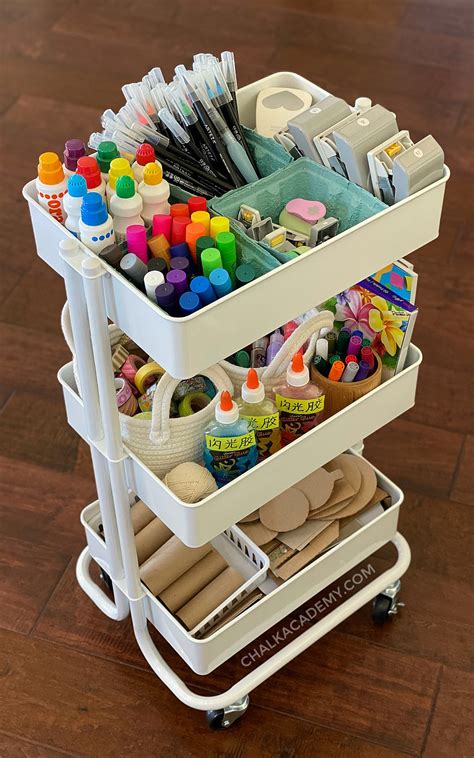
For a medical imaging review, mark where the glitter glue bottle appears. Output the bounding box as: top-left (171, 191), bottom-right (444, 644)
top-left (36, 152), bottom-right (68, 224)
top-left (110, 175), bottom-right (144, 244)
top-left (203, 390), bottom-right (258, 488)
top-left (137, 162), bottom-right (170, 224)
top-left (238, 369), bottom-right (281, 462)
top-left (79, 192), bottom-right (115, 253)
top-left (273, 353), bottom-right (325, 447)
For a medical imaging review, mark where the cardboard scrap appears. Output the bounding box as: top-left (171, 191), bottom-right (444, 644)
top-left (275, 522), bottom-right (340, 580)
top-left (278, 518), bottom-right (334, 551)
top-left (294, 468), bottom-right (343, 511)
top-left (240, 520), bottom-right (278, 546)
top-left (326, 456), bottom-right (377, 518)
top-left (260, 488), bottom-right (310, 532)
top-left (239, 508), bottom-right (261, 523)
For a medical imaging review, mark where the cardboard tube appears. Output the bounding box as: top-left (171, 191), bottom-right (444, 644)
top-left (159, 550), bottom-right (227, 612)
top-left (130, 500), bottom-right (155, 535)
top-left (140, 537), bottom-right (211, 595)
top-left (176, 567), bottom-right (244, 630)
top-left (135, 518), bottom-right (173, 565)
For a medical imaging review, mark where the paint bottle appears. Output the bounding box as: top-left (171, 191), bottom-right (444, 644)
top-left (96, 140), bottom-right (120, 181)
top-left (132, 143), bottom-right (160, 183)
top-left (106, 157), bottom-right (136, 207)
top-left (137, 162), bottom-right (170, 224)
top-left (238, 369), bottom-right (280, 462)
top-left (36, 152), bottom-right (68, 225)
top-left (273, 353), bottom-right (325, 447)
top-left (109, 175), bottom-right (144, 244)
top-left (63, 139), bottom-right (86, 177)
top-left (203, 390), bottom-right (258, 488)
top-left (79, 192), bottom-right (115, 253)
top-left (76, 156), bottom-right (106, 199)
top-left (64, 174), bottom-right (87, 238)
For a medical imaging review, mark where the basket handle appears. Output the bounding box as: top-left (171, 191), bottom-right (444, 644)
top-left (260, 310), bottom-right (334, 381)
top-left (149, 365), bottom-right (234, 444)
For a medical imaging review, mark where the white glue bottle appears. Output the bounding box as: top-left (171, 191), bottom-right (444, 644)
top-left (79, 192), bottom-right (115, 253)
top-left (132, 143), bottom-right (160, 182)
top-left (138, 162), bottom-right (170, 224)
top-left (109, 175), bottom-right (145, 244)
top-left (106, 157), bottom-right (136, 208)
top-left (64, 174), bottom-right (87, 239)
top-left (36, 152), bottom-right (68, 225)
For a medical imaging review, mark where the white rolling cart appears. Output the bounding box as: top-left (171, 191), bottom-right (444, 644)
top-left (23, 72), bottom-right (448, 729)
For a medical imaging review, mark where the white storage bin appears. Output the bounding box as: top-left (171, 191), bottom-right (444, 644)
top-left (58, 343), bottom-right (421, 547)
top-left (142, 451), bottom-right (403, 675)
top-left (23, 74), bottom-right (448, 379)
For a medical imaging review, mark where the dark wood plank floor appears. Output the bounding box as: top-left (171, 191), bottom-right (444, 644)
top-left (1, 1), bottom-right (473, 755)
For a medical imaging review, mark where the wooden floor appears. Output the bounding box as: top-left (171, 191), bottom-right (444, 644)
top-left (1, 0), bottom-right (473, 755)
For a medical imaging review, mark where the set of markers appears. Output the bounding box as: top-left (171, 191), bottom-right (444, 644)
top-left (313, 328), bottom-right (377, 383)
top-left (89, 51), bottom-right (259, 199)
top-left (226, 319), bottom-right (307, 369)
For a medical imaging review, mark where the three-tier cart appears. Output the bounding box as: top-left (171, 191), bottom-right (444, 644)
top-left (23, 72), bottom-right (448, 728)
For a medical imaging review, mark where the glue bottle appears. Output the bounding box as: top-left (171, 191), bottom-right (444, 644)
top-left (64, 174), bottom-right (87, 238)
top-left (79, 192), bottom-right (115, 253)
top-left (273, 353), bottom-right (325, 447)
top-left (76, 156), bottom-right (106, 200)
top-left (36, 152), bottom-right (68, 225)
top-left (238, 369), bottom-right (280, 462)
top-left (106, 157), bottom-right (136, 207)
top-left (137, 162), bottom-right (170, 224)
top-left (203, 390), bottom-right (258, 488)
top-left (132, 143), bottom-right (161, 183)
top-left (109, 175), bottom-right (144, 244)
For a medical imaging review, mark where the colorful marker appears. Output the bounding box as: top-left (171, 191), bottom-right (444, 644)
top-left (190, 210), bottom-right (211, 235)
top-left (201, 248), bottom-right (222, 278)
top-left (313, 354), bottom-right (330, 377)
top-left (216, 231), bottom-right (237, 284)
top-left (348, 334), bottom-right (362, 357)
top-left (209, 267), bottom-right (232, 298)
top-left (166, 269), bottom-right (188, 297)
top-left (190, 276), bottom-right (217, 305)
top-left (325, 331), bottom-right (337, 356)
top-left (171, 215), bottom-right (192, 245)
top-left (341, 361), bottom-right (358, 382)
top-left (328, 360), bottom-right (345, 381)
top-left (126, 225), bottom-right (148, 264)
top-left (355, 360), bottom-right (370, 381)
top-left (235, 263), bottom-right (255, 287)
top-left (144, 270), bottom-right (165, 301)
top-left (152, 213), bottom-right (172, 242)
top-left (185, 221), bottom-right (206, 264)
top-left (210, 215), bottom-right (229, 240)
top-left (188, 196), bottom-right (207, 215)
top-left (155, 282), bottom-right (178, 315)
top-left (179, 291), bottom-right (201, 315)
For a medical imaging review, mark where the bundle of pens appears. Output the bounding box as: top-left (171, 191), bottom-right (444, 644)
top-left (89, 52), bottom-right (260, 200)
top-left (310, 327), bottom-right (382, 417)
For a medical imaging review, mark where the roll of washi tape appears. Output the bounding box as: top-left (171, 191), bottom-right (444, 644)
top-left (138, 381), bottom-right (158, 412)
top-left (134, 361), bottom-right (164, 394)
top-left (178, 392), bottom-right (212, 416)
top-left (115, 377), bottom-right (132, 407)
top-left (119, 393), bottom-right (138, 416)
top-left (120, 355), bottom-right (146, 385)
top-left (112, 344), bottom-right (129, 372)
top-left (135, 411), bottom-right (153, 419)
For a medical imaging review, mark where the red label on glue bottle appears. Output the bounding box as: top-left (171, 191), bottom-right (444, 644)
top-left (36, 152), bottom-right (68, 225)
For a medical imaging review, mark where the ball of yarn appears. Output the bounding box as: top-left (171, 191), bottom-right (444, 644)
top-left (164, 462), bottom-right (217, 503)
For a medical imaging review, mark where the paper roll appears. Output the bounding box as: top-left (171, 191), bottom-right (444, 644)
top-left (140, 537), bottom-right (211, 596)
top-left (176, 566), bottom-right (244, 630)
top-left (130, 500), bottom-right (155, 535)
top-left (135, 518), bottom-right (174, 565)
top-left (159, 549), bottom-right (227, 612)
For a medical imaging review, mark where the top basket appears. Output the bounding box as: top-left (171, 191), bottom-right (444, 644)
top-left (23, 72), bottom-right (449, 379)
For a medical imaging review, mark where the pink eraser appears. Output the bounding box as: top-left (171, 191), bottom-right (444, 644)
top-left (286, 198), bottom-right (326, 223)
top-left (126, 225), bottom-right (148, 263)
top-left (152, 214), bottom-right (172, 242)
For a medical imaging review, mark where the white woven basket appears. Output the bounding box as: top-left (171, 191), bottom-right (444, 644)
top-left (61, 303), bottom-right (234, 479)
top-left (219, 310), bottom-right (335, 395)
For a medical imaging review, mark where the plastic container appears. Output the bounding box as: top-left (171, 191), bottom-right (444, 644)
top-left (58, 342), bottom-right (421, 546)
top-left (36, 152), bottom-right (68, 225)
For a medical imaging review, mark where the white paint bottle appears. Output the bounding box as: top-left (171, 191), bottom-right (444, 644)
top-left (138, 162), bottom-right (170, 224)
top-left (109, 175), bottom-right (144, 244)
top-left (36, 152), bottom-right (68, 225)
top-left (64, 174), bottom-right (87, 239)
top-left (79, 192), bottom-right (115, 253)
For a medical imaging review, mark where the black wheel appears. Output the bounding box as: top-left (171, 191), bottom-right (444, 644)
top-left (372, 594), bottom-right (392, 624)
top-left (206, 709), bottom-right (228, 730)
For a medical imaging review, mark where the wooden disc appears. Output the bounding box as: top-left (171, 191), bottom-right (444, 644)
top-left (239, 508), bottom-right (261, 524)
top-left (240, 520), bottom-right (278, 546)
top-left (260, 488), bottom-right (310, 532)
top-left (294, 467), bottom-right (342, 511)
top-left (328, 456), bottom-right (378, 518)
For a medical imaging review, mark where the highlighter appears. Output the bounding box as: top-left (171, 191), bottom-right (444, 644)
top-left (185, 221), bottom-right (206, 263)
top-left (210, 216), bottom-right (230, 240)
top-left (190, 276), bottom-right (217, 305)
top-left (201, 248), bottom-right (222, 278)
top-left (209, 268), bottom-right (232, 298)
top-left (99, 245), bottom-right (125, 269)
top-left (216, 231), bottom-right (237, 284)
top-left (190, 210), bottom-right (210, 236)
top-left (328, 360), bottom-right (345, 381)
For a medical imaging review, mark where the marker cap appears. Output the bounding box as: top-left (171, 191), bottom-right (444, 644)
top-left (190, 276), bottom-right (216, 305)
top-left (63, 139), bottom-right (86, 171)
top-left (147, 257), bottom-right (168, 275)
top-left (126, 225), bottom-right (148, 263)
top-left (216, 231), bottom-right (236, 281)
top-left (234, 350), bottom-right (250, 368)
top-left (216, 390), bottom-right (239, 424)
top-left (96, 141), bottom-right (120, 173)
top-left (99, 245), bottom-right (124, 269)
top-left (108, 157), bottom-right (133, 190)
top-left (155, 282), bottom-right (177, 312)
top-left (190, 210), bottom-right (210, 235)
top-left (348, 334), bottom-right (362, 357)
top-left (287, 352), bottom-right (309, 387)
top-left (328, 360), bottom-right (345, 381)
top-left (136, 143), bottom-right (155, 166)
top-left (81, 192), bottom-right (108, 226)
top-left (169, 256), bottom-right (191, 277)
top-left (201, 248), bottom-right (222, 278)
top-left (355, 360), bottom-right (370, 381)
top-left (235, 263), bottom-right (256, 287)
top-left (188, 196), bottom-right (207, 214)
top-left (143, 162), bottom-right (163, 185)
top-left (148, 234), bottom-right (170, 263)
top-left (209, 267), bottom-right (232, 298)
top-left (116, 175), bottom-right (136, 199)
top-left (185, 222), bottom-right (206, 260)
top-left (152, 214), bottom-right (172, 241)
top-left (345, 354), bottom-right (358, 365)
top-left (166, 268), bottom-right (188, 296)
top-left (313, 355), bottom-right (330, 377)
top-left (171, 215), bottom-right (192, 245)
top-left (360, 346), bottom-right (374, 368)
top-left (196, 235), bottom-right (215, 270)
top-left (341, 361), bottom-right (359, 383)
top-left (179, 291), bottom-right (201, 315)
top-left (242, 368), bottom-right (264, 403)
top-left (37, 152), bottom-right (65, 185)
top-left (210, 216), bottom-right (230, 240)
top-left (170, 203), bottom-right (189, 218)
top-left (67, 174), bottom-right (87, 198)
top-left (76, 156), bottom-right (102, 189)
top-left (144, 270), bottom-right (165, 300)
top-left (169, 242), bottom-right (191, 261)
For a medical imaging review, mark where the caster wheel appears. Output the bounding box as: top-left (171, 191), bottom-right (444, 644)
top-left (372, 594), bottom-right (392, 624)
top-left (206, 695), bottom-right (249, 729)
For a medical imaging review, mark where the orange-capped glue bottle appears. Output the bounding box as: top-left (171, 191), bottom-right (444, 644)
top-left (273, 353), bottom-right (325, 447)
top-left (238, 369), bottom-right (281, 462)
top-left (36, 152), bottom-right (68, 225)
